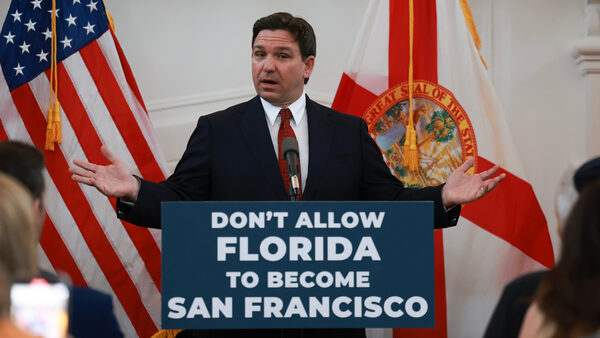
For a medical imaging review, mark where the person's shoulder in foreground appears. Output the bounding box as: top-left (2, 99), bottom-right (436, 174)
top-left (70, 286), bottom-right (123, 338)
top-left (484, 271), bottom-right (546, 338)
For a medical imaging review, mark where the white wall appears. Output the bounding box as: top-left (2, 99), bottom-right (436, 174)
top-left (0, 0), bottom-right (592, 297)
top-left (469, 0), bottom-right (588, 255)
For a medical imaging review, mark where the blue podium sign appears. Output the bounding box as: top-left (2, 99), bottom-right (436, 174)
top-left (161, 201), bottom-right (434, 329)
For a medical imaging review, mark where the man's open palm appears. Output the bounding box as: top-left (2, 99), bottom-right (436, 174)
top-left (69, 145), bottom-right (140, 201)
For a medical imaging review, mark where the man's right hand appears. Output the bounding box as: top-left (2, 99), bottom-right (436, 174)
top-left (69, 145), bottom-right (140, 202)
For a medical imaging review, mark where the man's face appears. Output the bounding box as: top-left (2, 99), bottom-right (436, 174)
top-left (252, 29), bottom-right (315, 107)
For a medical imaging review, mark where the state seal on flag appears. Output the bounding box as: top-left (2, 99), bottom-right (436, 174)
top-left (364, 80), bottom-right (477, 188)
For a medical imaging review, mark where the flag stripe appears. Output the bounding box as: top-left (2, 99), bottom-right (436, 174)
top-left (331, 73), bottom-right (379, 117)
top-left (389, 0), bottom-right (438, 87)
top-left (39, 217), bottom-right (87, 286)
top-left (53, 59), bottom-right (162, 289)
top-left (41, 167), bottom-right (137, 337)
top-left (37, 245), bottom-right (54, 275)
top-left (389, 2), bottom-right (446, 337)
top-left (435, 0), bottom-right (529, 179)
top-left (96, 32), bottom-right (170, 182)
top-left (462, 156), bottom-right (554, 268)
top-left (0, 121), bottom-right (6, 141)
top-left (60, 45), bottom-right (164, 273)
top-left (110, 29), bottom-right (148, 113)
top-left (433, 231), bottom-right (447, 336)
top-left (61, 50), bottom-right (146, 180)
top-left (340, 0), bottom-right (390, 97)
top-left (79, 40), bottom-right (165, 183)
top-left (11, 84), bottom-right (157, 337)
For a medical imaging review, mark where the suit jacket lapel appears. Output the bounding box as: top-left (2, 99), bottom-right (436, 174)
top-left (238, 96), bottom-right (288, 200)
top-left (303, 96), bottom-right (335, 199)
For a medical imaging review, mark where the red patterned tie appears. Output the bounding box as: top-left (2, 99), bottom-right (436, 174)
top-left (278, 108), bottom-right (302, 200)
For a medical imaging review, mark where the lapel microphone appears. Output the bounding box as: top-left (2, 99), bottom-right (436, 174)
top-left (281, 137), bottom-right (300, 201)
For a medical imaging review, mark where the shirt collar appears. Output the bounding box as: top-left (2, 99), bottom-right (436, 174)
top-left (261, 91), bottom-right (306, 126)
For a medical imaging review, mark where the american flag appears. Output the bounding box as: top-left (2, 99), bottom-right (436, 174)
top-left (0, 0), bottom-right (168, 336)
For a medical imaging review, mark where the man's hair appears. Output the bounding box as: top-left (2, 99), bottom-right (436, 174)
top-left (252, 12), bottom-right (316, 84)
top-left (0, 141), bottom-right (45, 200)
top-left (0, 173), bottom-right (38, 282)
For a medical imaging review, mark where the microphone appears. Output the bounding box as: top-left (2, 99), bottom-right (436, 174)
top-left (281, 137), bottom-right (300, 200)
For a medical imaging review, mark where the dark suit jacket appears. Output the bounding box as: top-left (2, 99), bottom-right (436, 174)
top-left (70, 286), bottom-right (124, 338)
top-left (118, 96), bottom-right (459, 228)
top-left (484, 271), bottom-right (546, 338)
top-left (117, 95), bottom-right (460, 337)
top-left (38, 270), bottom-right (123, 338)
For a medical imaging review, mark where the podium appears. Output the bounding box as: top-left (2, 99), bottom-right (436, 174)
top-left (161, 201), bottom-right (434, 329)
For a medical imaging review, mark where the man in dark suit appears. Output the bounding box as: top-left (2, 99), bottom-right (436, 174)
top-left (114, 95), bottom-right (461, 229)
top-left (70, 12), bottom-right (504, 337)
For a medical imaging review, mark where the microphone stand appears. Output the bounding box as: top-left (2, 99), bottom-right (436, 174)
top-left (288, 174), bottom-right (300, 201)
top-left (282, 137), bottom-right (300, 201)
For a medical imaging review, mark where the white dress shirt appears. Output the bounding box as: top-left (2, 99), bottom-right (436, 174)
top-left (260, 93), bottom-right (309, 192)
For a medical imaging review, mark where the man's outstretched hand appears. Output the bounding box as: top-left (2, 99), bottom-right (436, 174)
top-left (442, 157), bottom-right (506, 208)
top-left (69, 145), bottom-right (140, 202)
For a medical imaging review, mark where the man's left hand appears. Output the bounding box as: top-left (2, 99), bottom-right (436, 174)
top-left (441, 157), bottom-right (506, 208)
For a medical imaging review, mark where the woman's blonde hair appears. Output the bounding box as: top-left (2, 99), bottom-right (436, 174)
top-left (0, 173), bottom-right (38, 281)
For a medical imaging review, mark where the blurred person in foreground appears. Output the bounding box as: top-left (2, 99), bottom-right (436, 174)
top-left (0, 172), bottom-right (38, 283)
top-left (0, 140), bottom-right (123, 338)
top-left (0, 173), bottom-right (39, 337)
top-left (518, 179), bottom-right (600, 337)
top-left (484, 157), bottom-right (600, 338)
top-left (0, 260), bottom-right (37, 338)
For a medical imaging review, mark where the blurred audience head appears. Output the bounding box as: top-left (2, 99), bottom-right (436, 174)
top-left (555, 165), bottom-right (578, 228)
top-left (536, 179), bottom-right (600, 337)
top-left (0, 173), bottom-right (38, 281)
top-left (0, 141), bottom-right (46, 234)
top-left (574, 157), bottom-right (600, 192)
top-left (555, 156), bottom-right (600, 233)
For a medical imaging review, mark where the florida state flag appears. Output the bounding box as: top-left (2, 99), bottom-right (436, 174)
top-left (332, 0), bottom-right (554, 337)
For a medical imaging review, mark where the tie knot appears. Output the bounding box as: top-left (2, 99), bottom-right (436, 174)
top-left (279, 108), bottom-right (292, 123)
